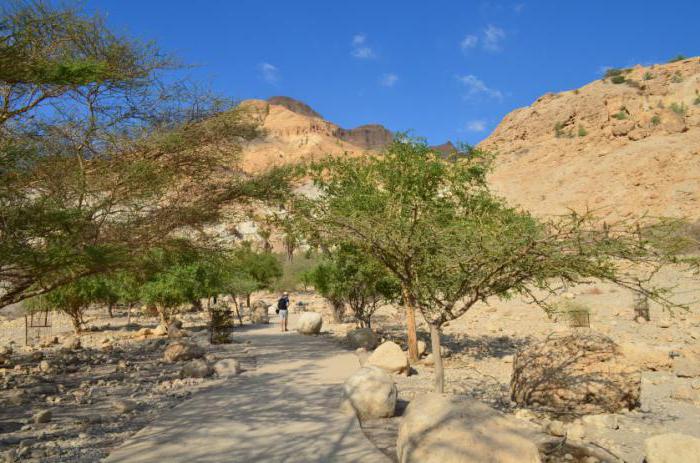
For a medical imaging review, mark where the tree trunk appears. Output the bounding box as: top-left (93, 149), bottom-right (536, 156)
top-left (401, 285), bottom-right (420, 363)
top-left (232, 295), bottom-right (244, 326)
top-left (429, 323), bottom-right (444, 393)
top-left (107, 303), bottom-right (114, 318)
top-left (157, 306), bottom-right (170, 325)
top-left (246, 293), bottom-right (251, 309)
top-left (331, 300), bottom-right (345, 323)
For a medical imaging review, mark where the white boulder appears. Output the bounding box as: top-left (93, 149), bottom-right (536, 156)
top-left (297, 312), bottom-right (323, 335)
top-left (368, 341), bottom-right (409, 375)
top-left (341, 366), bottom-right (397, 420)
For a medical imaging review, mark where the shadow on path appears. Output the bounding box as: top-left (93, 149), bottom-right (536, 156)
top-left (104, 316), bottom-right (389, 463)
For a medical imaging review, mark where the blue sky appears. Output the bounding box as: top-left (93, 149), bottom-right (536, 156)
top-left (84, 0), bottom-right (700, 145)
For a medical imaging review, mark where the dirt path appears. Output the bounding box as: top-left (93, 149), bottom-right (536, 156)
top-left (104, 314), bottom-right (389, 463)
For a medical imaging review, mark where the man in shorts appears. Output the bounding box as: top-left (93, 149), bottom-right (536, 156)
top-left (277, 292), bottom-right (290, 332)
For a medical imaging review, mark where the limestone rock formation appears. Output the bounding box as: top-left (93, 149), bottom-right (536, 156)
top-left (397, 393), bottom-right (541, 463)
top-left (341, 366), bottom-right (397, 420)
top-left (510, 332), bottom-right (640, 413)
top-left (480, 57), bottom-right (700, 222)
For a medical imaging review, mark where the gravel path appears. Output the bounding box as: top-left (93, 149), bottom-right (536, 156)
top-left (104, 314), bottom-right (389, 463)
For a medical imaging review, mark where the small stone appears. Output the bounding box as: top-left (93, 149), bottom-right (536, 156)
top-left (38, 360), bottom-right (51, 373)
top-left (547, 420), bottom-right (566, 437)
top-left (213, 359), bottom-right (242, 378)
top-left (32, 410), bottom-right (52, 424)
top-left (112, 399), bottom-right (137, 414)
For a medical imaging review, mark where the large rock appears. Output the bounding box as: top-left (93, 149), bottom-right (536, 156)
top-left (341, 366), bottom-right (397, 420)
top-left (347, 328), bottom-right (379, 349)
top-left (163, 342), bottom-right (204, 363)
top-left (397, 394), bottom-right (541, 463)
top-left (250, 301), bottom-right (270, 324)
top-left (213, 359), bottom-right (242, 377)
top-left (62, 336), bottom-right (81, 350)
top-left (368, 341), bottom-right (409, 375)
top-left (296, 312), bottom-right (323, 335)
top-left (510, 332), bottom-right (640, 413)
top-left (644, 433), bottom-right (700, 463)
top-left (674, 351), bottom-right (700, 378)
top-left (32, 409), bottom-right (52, 424)
top-left (181, 359), bottom-right (213, 378)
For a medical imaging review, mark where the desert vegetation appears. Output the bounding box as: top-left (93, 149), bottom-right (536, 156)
top-left (2, 2), bottom-right (700, 463)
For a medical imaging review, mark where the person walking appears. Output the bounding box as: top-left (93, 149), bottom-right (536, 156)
top-left (276, 292), bottom-right (290, 332)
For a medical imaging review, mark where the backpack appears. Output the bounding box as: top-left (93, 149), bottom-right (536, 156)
top-left (276, 297), bottom-right (287, 313)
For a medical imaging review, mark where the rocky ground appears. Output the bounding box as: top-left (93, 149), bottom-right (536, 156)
top-left (318, 264), bottom-right (700, 463)
top-left (1, 262), bottom-right (698, 463)
top-left (0, 308), bottom-right (254, 462)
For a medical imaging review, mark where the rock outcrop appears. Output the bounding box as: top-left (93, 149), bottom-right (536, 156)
top-left (644, 433), bottom-right (700, 463)
top-left (480, 57), bottom-right (700, 222)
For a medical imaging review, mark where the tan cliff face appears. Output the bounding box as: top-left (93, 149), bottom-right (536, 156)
top-left (236, 97), bottom-right (393, 172)
top-left (480, 58), bottom-right (700, 221)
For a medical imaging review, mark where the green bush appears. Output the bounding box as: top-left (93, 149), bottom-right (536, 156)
top-left (670, 102), bottom-right (687, 115)
top-left (612, 111), bottom-right (628, 120)
top-left (671, 73), bottom-right (683, 83)
top-left (554, 122), bottom-right (564, 138)
top-left (577, 125), bottom-right (588, 137)
top-left (610, 75), bottom-right (626, 84)
top-left (668, 54), bottom-right (688, 63)
top-left (643, 71), bottom-right (654, 80)
top-left (694, 97), bottom-right (700, 106)
top-left (604, 68), bottom-right (625, 78)
top-left (651, 115), bottom-right (661, 126)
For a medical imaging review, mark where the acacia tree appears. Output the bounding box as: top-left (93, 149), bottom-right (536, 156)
top-left (0, 1), bottom-right (293, 308)
top-left (295, 138), bottom-right (682, 390)
top-left (308, 245), bottom-right (399, 327)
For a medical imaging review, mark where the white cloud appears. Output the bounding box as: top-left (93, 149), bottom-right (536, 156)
top-left (457, 74), bottom-right (503, 100)
top-left (460, 34), bottom-right (479, 51)
top-left (459, 25), bottom-right (506, 53)
top-left (351, 34), bottom-right (376, 59)
top-left (258, 62), bottom-right (279, 85)
top-left (466, 120), bottom-right (487, 132)
top-left (379, 73), bottom-right (398, 87)
top-left (483, 25), bottom-right (506, 52)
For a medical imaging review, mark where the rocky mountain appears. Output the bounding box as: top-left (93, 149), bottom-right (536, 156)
top-left (236, 97), bottom-right (394, 172)
top-left (480, 57), bottom-right (700, 221)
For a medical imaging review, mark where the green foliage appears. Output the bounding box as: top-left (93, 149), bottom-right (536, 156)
top-left (604, 68), bottom-right (625, 78)
top-left (651, 115), bottom-right (661, 126)
top-left (273, 252), bottom-right (323, 292)
top-left (610, 75), bottom-right (626, 84)
top-left (668, 54), bottom-right (688, 63)
top-left (670, 102), bottom-right (687, 115)
top-left (577, 125), bottom-right (588, 137)
top-left (0, 2), bottom-right (290, 308)
top-left (671, 73), bottom-right (683, 83)
top-left (307, 245), bottom-right (399, 327)
top-left (694, 96), bottom-right (700, 106)
top-left (612, 111), bottom-right (628, 120)
top-left (643, 72), bottom-right (654, 80)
